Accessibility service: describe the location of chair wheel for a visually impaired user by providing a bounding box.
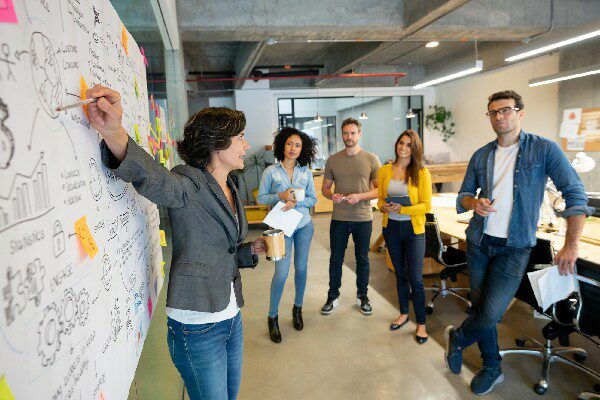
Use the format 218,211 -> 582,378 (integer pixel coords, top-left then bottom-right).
515,338 -> 526,347
573,352 -> 587,363
425,306 -> 434,315
465,306 -> 472,314
533,383 -> 547,395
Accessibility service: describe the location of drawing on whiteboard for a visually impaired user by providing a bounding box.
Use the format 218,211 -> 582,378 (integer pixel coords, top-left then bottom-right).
88,158 -> 103,201
52,220 -> 66,258
0,152 -> 54,233
101,254 -> 114,291
93,6 -> 101,25
110,298 -> 121,342
20,258 -> 46,307
30,32 -> 62,118
36,287 -> 90,366
105,169 -> 126,201
0,98 -> 15,168
0,43 -> 16,81
3,267 -> 26,326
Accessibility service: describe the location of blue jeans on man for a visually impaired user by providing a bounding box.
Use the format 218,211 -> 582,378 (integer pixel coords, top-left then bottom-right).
167,312 -> 243,400
328,219 -> 372,299
454,235 -> 532,368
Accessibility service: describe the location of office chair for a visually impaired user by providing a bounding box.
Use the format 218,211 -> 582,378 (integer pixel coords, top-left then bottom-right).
500,240 -> 600,396
574,259 -> 600,400
423,213 -> 471,314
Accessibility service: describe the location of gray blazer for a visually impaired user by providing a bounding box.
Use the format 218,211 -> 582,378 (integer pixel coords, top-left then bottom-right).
101,136 -> 258,313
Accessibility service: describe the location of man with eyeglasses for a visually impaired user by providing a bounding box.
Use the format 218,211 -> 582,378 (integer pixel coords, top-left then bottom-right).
444,90 -> 594,395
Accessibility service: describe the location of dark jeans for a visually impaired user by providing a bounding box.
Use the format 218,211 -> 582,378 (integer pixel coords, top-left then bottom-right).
328,219 -> 372,299
167,312 -> 243,400
454,234 -> 532,368
382,220 -> 426,324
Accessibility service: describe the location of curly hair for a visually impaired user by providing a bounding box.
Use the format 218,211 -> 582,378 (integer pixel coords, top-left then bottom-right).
176,107 -> 246,168
273,126 -> 317,167
488,90 -> 524,110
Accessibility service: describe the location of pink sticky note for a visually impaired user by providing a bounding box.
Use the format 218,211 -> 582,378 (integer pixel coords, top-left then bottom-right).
147,297 -> 153,318
0,0 -> 18,23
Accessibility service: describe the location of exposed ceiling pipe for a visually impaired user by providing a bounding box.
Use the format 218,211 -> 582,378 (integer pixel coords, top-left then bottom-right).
148,72 -> 406,84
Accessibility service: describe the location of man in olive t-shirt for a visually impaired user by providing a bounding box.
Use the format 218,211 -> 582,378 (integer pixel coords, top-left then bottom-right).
321,117 -> 381,316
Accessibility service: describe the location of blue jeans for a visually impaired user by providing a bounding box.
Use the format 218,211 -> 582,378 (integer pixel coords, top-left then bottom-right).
328,219 -> 373,299
269,222 -> 314,318
382,220 -> 426,324
454,235 -> 532,368
167,312 -> 243,400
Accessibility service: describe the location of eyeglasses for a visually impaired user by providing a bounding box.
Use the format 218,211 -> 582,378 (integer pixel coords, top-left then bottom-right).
486,106 -> 520,118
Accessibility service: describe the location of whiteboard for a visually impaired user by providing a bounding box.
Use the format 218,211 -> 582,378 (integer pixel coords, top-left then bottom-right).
0,1 -> 164,399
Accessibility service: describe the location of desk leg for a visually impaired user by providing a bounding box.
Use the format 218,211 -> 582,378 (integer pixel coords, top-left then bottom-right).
371,233 -> 385,253
434,183 -> 443,193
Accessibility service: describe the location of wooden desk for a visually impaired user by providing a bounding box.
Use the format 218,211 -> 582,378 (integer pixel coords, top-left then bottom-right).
426,162 -> 469,184
431,194 -> 600,263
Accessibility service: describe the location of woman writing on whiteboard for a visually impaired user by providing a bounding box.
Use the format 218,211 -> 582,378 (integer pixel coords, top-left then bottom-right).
86,84 -> 266,400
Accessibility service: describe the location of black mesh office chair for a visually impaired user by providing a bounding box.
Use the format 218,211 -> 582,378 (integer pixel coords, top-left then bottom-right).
423,213 -> 471,314
574,259 -> 600,400
500,240 -> 600,396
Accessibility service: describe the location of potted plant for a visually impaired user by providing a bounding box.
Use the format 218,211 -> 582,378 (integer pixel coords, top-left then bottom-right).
243,151 -> 267,204
425,105 -> 456,142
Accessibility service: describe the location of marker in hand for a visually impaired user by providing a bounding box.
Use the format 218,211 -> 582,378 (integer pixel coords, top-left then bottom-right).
56,97 -> 98,112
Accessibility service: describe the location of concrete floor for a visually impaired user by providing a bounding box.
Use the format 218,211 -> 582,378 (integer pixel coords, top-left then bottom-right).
129,212 -> 600,400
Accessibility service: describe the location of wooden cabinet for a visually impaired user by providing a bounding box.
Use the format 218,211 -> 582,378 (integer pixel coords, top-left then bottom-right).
312,174 -> 333,213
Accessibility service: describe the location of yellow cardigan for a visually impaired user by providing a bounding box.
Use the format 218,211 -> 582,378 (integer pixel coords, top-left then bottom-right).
377,164 -> 432,234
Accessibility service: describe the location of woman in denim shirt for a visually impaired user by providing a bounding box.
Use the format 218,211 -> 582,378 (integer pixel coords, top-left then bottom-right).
258,127 -> 317,343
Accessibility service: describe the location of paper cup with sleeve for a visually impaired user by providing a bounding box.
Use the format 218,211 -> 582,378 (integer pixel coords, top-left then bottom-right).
263,229 -> 286,261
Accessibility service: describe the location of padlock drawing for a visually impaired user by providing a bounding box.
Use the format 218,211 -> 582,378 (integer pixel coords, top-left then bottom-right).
53,220 -> 65,258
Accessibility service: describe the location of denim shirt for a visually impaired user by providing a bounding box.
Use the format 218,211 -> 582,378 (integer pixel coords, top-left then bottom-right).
257,163 -> 317,230
457,131 -> 594,248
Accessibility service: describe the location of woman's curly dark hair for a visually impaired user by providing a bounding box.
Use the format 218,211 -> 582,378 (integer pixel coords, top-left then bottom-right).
176,107 -> 246,168
273,127 -> 317,167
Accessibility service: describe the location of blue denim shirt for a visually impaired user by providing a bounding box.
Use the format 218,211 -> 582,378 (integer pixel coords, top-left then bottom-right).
457,131 -> 594,248
257,163 -> 317,230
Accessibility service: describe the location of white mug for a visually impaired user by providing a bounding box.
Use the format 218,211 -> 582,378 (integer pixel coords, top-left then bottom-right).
292,188 -> 305,202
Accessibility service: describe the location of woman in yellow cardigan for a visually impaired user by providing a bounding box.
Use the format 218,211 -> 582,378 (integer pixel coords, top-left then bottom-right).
378,130 -> 432,344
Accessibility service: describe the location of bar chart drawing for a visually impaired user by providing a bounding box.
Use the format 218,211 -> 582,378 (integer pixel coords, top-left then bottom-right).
0,152 -> 53,233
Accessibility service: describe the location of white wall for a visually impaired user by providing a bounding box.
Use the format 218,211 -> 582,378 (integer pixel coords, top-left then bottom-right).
430,54 -> 560,163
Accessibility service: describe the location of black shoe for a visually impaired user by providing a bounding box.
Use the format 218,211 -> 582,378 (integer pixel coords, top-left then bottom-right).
415,334 -> 429,344
389,316 -> 409,331
356,295 -> 372,315
444,325 -> 463,374
321,297 -> 339,315
292,305 -> 303,331
267,316 -> 282,343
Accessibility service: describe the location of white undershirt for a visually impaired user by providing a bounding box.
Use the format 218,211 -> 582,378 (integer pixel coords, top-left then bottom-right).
484,142 -> 519,238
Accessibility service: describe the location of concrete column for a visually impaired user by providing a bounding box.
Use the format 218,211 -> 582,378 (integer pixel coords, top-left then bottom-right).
164,45 -> 189,141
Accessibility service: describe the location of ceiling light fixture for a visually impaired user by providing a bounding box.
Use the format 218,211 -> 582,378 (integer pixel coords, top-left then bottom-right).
359,77 -> 368,120
528,63 -> 600,87
505,28 -> 600,62
405,62 -> 416,119
413,60 -> 483,89
405,108 -> 416,118
425,41 -> 439,48
314,87 -> 323,122
359,110 -> 369,120
265,37 -> 277,45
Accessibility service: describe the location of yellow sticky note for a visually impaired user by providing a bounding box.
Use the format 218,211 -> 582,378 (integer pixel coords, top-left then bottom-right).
75,216 -> 99,259
134,76 -> 139,98
155,117 -> 161,133
80,75 -> 90,122
0,375 -> 15,400
159,150 -> 166,165
134,124 -> 141,144
159,230 -> 167,247
121,24 -> 129,55
161,261 -> 166,278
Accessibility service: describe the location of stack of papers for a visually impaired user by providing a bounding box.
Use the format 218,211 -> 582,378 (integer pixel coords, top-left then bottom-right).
527,265 -> 576,310
263,202 -> 303,237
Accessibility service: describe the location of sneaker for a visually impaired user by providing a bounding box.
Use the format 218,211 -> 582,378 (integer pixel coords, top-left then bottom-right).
470,367 -> 504,395
444,325 -> 463,374
321,297 -> 339,315
356,296 -> 372,315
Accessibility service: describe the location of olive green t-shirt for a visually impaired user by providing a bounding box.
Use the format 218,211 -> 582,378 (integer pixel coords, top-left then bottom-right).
324,149 -> 381,221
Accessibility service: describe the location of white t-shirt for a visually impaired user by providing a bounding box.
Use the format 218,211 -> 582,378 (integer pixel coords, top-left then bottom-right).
484,142 -> 519,238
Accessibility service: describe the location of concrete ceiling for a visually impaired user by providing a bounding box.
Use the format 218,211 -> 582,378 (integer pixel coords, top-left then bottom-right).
111,0 -> 600,93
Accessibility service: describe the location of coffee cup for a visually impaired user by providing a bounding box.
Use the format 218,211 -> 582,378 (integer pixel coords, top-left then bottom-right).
292,188 -> 305,202
263,229 -> 286,261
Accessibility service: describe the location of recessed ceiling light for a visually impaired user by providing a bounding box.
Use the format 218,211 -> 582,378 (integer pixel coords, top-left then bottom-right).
426,41 -> 439,48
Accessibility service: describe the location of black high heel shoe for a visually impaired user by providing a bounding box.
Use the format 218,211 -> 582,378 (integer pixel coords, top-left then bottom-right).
292,305 -> 303,331
268,316 -> 282,343
415,332 -> 428,344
